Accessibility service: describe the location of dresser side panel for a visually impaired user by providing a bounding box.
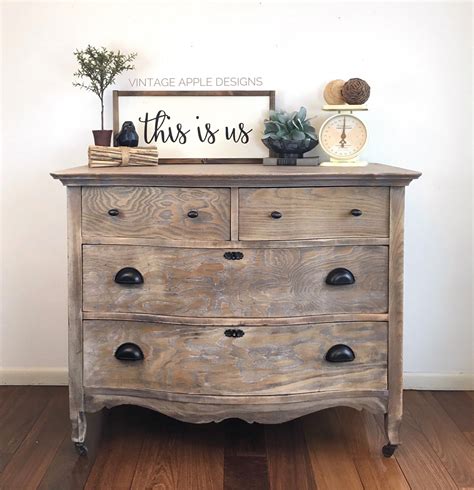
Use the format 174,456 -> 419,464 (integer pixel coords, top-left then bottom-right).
67,186 -> 85,441
387,186 -> 405,445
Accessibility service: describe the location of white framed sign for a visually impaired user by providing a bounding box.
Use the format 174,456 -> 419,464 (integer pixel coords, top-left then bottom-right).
113,90 -> 275,163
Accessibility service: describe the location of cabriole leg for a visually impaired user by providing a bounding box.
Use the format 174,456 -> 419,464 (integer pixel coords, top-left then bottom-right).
382,412 -> 401,457
72,411 -> 88,455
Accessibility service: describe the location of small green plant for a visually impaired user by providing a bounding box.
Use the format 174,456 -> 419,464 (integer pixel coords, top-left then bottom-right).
263,107 -> 318,141
263,107 -> 317,142
73,45 -> 137,129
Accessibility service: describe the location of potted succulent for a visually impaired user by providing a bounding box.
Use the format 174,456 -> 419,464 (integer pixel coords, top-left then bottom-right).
73,45 -> 137,146
262,107 -> 318,158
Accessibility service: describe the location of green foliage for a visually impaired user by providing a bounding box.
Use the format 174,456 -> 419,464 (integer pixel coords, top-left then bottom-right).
73,45 -> 137,129
263,107 -> 317,142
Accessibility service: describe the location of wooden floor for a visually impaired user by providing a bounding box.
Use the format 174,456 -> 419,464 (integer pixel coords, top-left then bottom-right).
0,387 -> 472,489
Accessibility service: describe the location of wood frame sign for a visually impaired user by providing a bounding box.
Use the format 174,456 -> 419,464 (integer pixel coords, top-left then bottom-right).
113,90 -> 275,163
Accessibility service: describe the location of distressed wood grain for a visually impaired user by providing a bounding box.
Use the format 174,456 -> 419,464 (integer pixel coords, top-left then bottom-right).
386,187 -> 404,446
51,162 -> 422,188
83,245 -> 388,317
82,311 -> 389,326
84,393 -> 387,424
82,186 -> 230,240
239,187 -> 389,240
67,187 -> 86,445
83,320 -> 387,395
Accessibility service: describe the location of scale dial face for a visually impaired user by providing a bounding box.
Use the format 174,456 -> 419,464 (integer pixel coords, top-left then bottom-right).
319,114 -> 367,160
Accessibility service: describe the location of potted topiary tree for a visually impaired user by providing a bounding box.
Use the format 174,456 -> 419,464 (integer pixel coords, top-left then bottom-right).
73,45 -> 137,146
262,107 -> 318,159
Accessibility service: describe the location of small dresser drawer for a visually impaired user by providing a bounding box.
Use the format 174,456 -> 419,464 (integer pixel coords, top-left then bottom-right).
82,186 -> 230,240
83,244 -> 388,317
239,187 -> 389,240
83,320 -> 388,395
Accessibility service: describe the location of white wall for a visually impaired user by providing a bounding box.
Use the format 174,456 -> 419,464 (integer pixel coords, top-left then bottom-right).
0,1 -> 472,388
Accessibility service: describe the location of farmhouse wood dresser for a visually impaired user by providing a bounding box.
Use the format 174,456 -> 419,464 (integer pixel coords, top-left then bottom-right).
51,163 -> 420,457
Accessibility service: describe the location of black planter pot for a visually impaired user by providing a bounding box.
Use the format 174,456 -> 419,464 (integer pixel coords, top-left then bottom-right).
262,138 -> 318,158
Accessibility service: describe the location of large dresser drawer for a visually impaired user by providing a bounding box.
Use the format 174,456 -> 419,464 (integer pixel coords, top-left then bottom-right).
239,187 -> 389,240
82,186 -> 231,240
82,245 -> 388,317
83,320 -> 388,395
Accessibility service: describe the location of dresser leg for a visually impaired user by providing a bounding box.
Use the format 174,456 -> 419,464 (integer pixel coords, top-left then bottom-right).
383,412 -> 401,457
384,411 -> 401,444
71,411 -> 88,455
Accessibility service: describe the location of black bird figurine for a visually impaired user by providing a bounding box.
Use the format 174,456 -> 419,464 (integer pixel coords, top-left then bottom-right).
115,121 -> 139,147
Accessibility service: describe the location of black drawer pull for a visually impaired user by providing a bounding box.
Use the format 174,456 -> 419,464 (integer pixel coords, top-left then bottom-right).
187,210 -> 199,219
224,251 -> 244,260
350,209 -> 362,217
225,329 -> 245,338
114,267 -> 144,285
270,211 -> 282,219
326,268 -> 355,286
325,344 -> 355,363
115,343 -> 144,361
108,208 -> 120,216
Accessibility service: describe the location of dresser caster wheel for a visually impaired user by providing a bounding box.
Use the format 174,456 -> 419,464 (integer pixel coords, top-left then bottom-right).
382,444 -> 398,458
75,442 -> 88,456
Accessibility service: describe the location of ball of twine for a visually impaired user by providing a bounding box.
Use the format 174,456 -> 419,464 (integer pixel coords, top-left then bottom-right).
341,78 -> 370,104
323,79 -> 346,105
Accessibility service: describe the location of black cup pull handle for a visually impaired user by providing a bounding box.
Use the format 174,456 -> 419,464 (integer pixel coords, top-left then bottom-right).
114,267 -> 144,285
326,268 -> 355,286
187,210 -> 199,219
325,344 -> 355,363
350,209 -> 362,217
225,329 -> 245,338
115,343 -> 144,361
270,211 -> 282,219
108,208 -> 120,216
224,251 -> 244,260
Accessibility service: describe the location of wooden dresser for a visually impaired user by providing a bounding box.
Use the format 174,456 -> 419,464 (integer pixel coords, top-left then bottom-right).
51,163 -> 420,457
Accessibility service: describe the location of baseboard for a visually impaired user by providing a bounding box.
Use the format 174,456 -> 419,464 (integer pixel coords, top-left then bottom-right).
403,372 -> 474,390
1,368 -> 473,390
0,368 -> 68,385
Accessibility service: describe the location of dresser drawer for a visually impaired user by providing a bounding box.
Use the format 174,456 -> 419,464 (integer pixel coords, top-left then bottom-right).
239,187 -> 389,240
83,245 -> 388,317
83,320 -> 388,395
82,187 -> 230,240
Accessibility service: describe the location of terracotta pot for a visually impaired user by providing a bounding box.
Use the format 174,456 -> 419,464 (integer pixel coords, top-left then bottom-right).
92,130 -> 113,147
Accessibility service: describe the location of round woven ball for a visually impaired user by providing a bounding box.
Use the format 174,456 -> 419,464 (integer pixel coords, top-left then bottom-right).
341,78 -> 370,104
323,79 -> 346,105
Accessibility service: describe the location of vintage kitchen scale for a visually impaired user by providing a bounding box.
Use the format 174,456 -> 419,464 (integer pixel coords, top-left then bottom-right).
319,104 -> 368,166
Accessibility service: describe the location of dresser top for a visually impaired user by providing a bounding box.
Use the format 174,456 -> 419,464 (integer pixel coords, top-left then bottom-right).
51,162 -> 421,187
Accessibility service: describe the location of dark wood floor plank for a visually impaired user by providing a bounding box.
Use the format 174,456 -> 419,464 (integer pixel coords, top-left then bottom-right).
0,386 -> 55,472
1,388 -> 473,490
37,408 -> 106,490
433,391 -> 474,445
336,407 -> 410,489
0,387 -> 16,411
131,413 -> 224,490
224,455 -> 269,490
0,387 -> 69,490
265,419 -> 316,490
405,390 -> 474,487
85,405 -> 146,490
302,409 -> 363,490
224,419 -> 266,457
395,403 -> 458,489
